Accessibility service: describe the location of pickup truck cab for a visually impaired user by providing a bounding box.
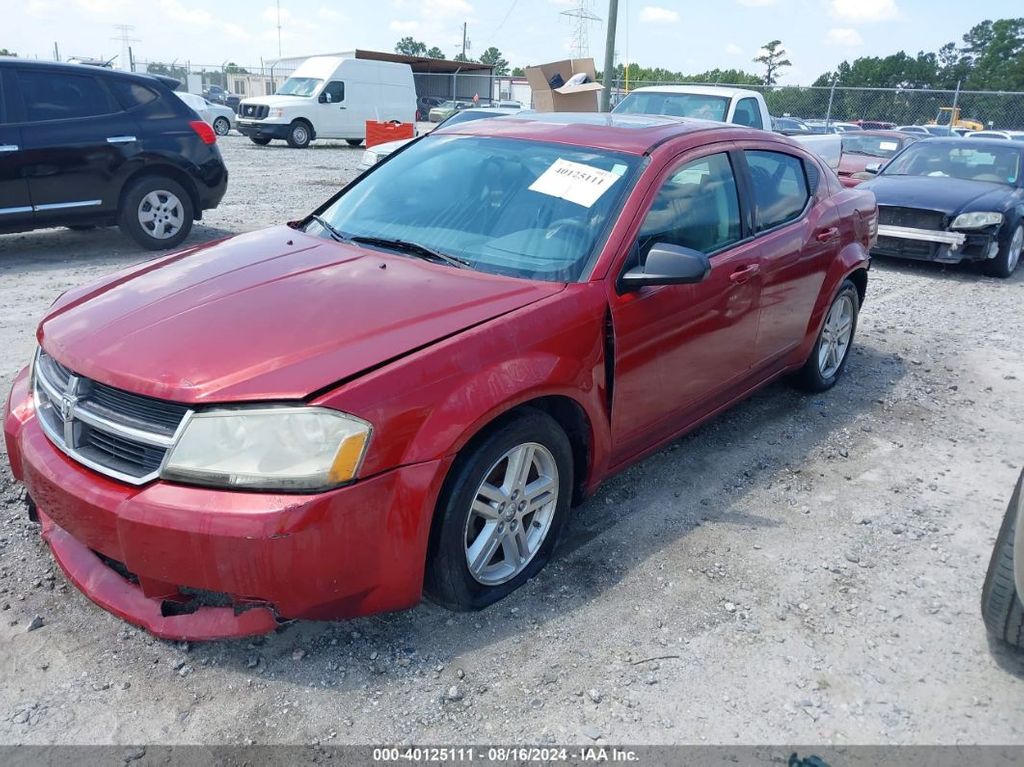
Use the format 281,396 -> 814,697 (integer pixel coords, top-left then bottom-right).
236,55 -> 416,148
614,85 -> 841,171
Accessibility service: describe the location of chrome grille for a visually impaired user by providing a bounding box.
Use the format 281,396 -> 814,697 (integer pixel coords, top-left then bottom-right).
241,103 -> 268,119
32,350 -> 190,485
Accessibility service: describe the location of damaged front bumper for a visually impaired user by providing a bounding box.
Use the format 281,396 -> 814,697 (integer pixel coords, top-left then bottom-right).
873,224 -> 998,264
4,366 -> 446,640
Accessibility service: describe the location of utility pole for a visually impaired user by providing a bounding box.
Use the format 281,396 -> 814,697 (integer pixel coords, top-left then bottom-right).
53,42 -> 60,62
461,22 -> 468,60
276,0 -> 282,58
600,0 -> 618,112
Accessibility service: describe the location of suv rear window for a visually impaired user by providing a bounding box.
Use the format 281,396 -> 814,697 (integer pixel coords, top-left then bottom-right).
17,70 -> 118,122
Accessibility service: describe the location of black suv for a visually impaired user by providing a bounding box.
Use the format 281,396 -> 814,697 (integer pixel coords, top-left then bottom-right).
0,59 -> 228,250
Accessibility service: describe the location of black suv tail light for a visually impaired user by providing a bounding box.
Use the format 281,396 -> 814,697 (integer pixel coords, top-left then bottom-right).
189,120 -> 216,145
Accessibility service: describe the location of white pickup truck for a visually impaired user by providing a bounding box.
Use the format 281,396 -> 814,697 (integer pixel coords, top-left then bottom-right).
613,85 -> 841,170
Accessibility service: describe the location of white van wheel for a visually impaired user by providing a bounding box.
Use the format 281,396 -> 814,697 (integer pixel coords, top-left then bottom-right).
286,121 -> 312,148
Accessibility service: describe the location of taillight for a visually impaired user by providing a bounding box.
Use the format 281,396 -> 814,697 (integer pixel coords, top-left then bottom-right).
189,120 -> 216,145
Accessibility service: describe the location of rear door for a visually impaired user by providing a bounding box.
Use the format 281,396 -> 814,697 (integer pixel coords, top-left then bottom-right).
737,146 -> 838,367
0,68 -> 32,227
13,67 -> 139,226
608,147 -> 762,463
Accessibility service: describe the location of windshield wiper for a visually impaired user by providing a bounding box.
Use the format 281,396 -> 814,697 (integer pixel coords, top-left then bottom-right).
349,235 -> 471,269
308,214 -> 349,243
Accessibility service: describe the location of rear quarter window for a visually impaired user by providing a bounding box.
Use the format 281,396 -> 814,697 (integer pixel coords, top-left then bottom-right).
109,80 -> 159,111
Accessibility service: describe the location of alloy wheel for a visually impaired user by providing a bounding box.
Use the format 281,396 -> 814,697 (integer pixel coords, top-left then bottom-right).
463,442 -> 559,586
1009,225 -> 1023,274
137,190 -> 184,240
818,293 -> 854,379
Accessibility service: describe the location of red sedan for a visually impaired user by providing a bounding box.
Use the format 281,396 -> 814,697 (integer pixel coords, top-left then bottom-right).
838,130 -> 920,187
4,115 -> 877,639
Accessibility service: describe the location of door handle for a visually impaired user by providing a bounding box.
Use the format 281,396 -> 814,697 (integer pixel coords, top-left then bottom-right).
106,135 -> 137,144
815,227 -> 839,243
0,144 -> 18,152
729,264 -> 760,283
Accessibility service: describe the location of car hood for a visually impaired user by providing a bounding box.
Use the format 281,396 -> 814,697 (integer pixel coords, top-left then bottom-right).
860,175 -> 1016,215
40,226 -> 565,404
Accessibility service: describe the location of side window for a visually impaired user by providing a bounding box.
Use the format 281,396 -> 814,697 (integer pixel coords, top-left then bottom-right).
108,80 -> 158,111
734,98 -> 763,129
322,81 -> 345,103
745,150 -> 810,231
638,152 -> 742,258
16,70 -> 117,122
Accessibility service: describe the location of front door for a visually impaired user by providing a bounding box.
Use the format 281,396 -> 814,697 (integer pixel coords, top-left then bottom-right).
13,67 -> 137,226
608,149 -> 762,464
317,80 -> 353,138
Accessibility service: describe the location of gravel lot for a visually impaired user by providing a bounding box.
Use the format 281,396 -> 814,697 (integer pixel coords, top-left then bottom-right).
0,134 -> 1022,745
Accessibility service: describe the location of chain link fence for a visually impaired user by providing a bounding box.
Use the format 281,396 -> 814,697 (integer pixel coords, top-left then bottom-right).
134,60 -> 1023,130
612,80 -> 1024,131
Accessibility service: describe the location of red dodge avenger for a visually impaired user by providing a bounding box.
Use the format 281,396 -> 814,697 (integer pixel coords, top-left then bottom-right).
4,114 -> 876,639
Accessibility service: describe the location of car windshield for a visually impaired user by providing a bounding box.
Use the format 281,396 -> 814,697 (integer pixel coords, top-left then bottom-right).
882,143 -> 1022,185
842,134 -> 905,158
276,77 -> 323,97
309,135 -> 641,282
438,110 -> 510,128
613,92 -> 729,122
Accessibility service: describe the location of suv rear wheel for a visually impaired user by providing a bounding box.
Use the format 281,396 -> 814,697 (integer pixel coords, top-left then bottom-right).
119,176 -> 194,250
250,136 -> 271,146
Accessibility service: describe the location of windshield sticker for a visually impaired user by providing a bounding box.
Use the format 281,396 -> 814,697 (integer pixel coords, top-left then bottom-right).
529,159 -> 622,208
879,141 -> 898,151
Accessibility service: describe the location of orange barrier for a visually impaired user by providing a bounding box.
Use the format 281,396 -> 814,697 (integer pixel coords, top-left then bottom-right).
365,121 -> 415,148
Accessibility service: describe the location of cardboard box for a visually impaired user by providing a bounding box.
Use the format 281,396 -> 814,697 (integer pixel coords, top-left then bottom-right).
524,58 -> 603,113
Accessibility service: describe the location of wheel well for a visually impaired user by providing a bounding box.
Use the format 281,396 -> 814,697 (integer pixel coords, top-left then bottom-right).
118,165 -> 201,221
291,118 -> 315,140
848,267 -> 868,306
465,397 -> 592,507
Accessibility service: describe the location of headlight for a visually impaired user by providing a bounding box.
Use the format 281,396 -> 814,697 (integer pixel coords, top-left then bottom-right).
267,108 -> 283,119
160,406 -> 372,492
952,211 -> 1003,229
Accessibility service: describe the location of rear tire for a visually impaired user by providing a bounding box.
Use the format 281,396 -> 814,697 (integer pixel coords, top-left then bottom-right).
286,120 -> 312,148
346,138 -> 363,147
118,176 -> 193,251
982,472 -> 1024,649
250,136 -> 272,146
791,279 -> 860,392
424,410 -> 573,611
212,117 -> 231,136
983,223 -> 1023,279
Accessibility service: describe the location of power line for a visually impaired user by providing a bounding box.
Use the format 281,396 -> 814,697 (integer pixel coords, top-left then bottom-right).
482,0 -> 518,50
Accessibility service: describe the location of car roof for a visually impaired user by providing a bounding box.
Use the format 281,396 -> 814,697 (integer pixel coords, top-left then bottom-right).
0,57 -> 177,89
916,136 -> 1023,149
434,112 -> 761,154
847,129 -> 916,138
626,85 -> 761,99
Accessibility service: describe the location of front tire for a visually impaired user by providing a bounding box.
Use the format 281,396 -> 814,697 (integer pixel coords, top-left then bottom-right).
118,176 -> 194,251
791,279 -> 860,392
286,120 -> 312,148
982,471 -> 1024,649
346,138 -> 363,147
424,410 -> 574,611
984,223 -> 1023,279
213,117 -> 231,136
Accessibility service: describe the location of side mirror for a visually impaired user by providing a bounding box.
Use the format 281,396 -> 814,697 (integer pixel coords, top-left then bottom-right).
618,243 -> 710,292
320,92 -> 332,103
864,161 -> 883,174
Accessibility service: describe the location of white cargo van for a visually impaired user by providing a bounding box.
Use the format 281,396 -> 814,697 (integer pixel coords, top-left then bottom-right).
236,55 -> 415,148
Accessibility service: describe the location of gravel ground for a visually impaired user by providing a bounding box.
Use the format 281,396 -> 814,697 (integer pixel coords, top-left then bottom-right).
0,134 -> 1022,745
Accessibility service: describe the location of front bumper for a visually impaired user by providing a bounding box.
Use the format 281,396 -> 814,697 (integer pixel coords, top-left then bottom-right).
236,120 -> 292,140
872,224 -> 997,264
4,367 -> 445,640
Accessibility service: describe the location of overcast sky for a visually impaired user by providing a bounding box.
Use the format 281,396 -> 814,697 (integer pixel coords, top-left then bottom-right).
5,0 -> 1018,84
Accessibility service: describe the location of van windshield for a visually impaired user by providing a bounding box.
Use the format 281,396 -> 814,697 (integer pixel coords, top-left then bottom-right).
277,77 -> 323,97
613,92 -> 729,121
